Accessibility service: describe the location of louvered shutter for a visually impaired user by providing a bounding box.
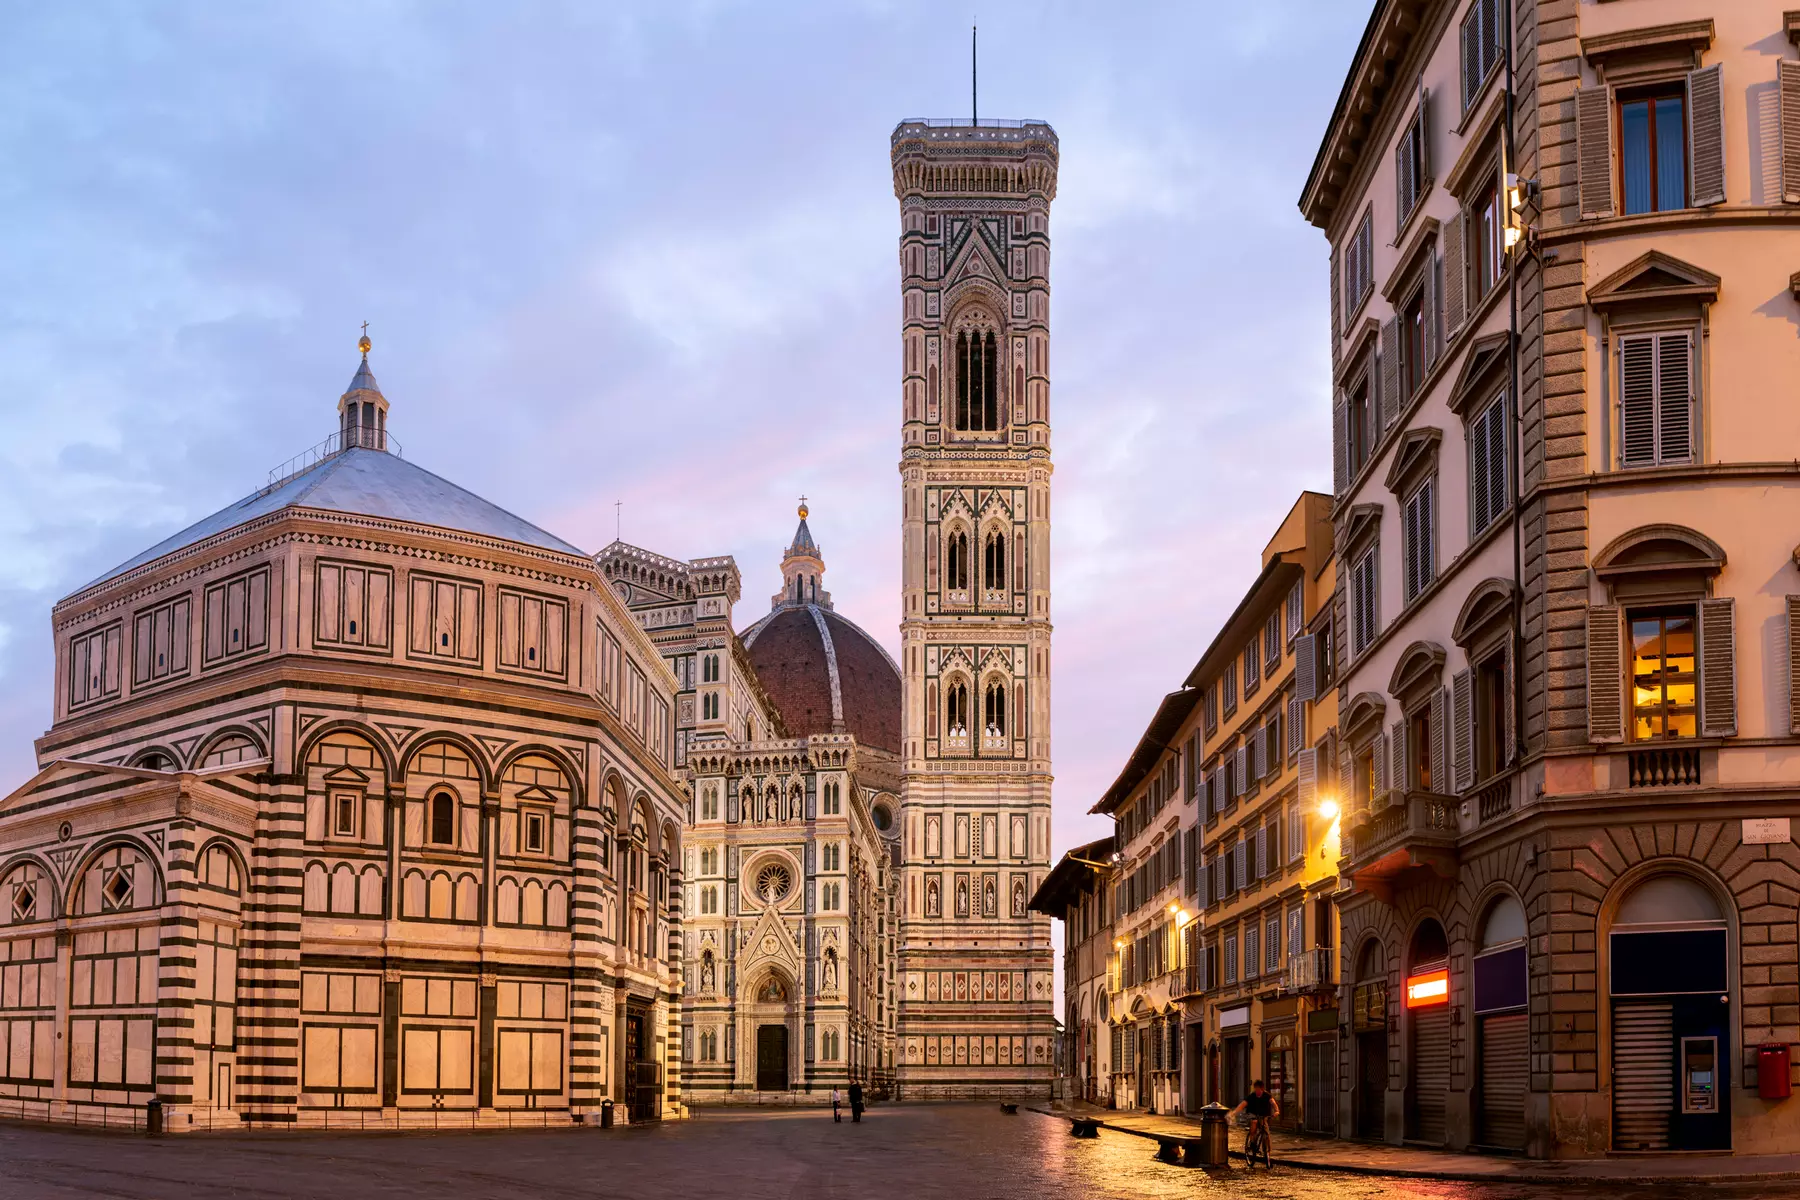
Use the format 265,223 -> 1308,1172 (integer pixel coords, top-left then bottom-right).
1424,248 -> 1441,370
1576,85 -> 1615,218
1297,748 -> 1316,809
1781,61 -> 1800,204
1288,697 -> 1304,755
1657,331 -> 1693,464
1380,317 -> 1402,426
1371,731 -> 1389,802
1395,123 -> 1415,229
1451,668 -> 1474,792
1418,86 -> 1432,185
1443,213 -> 1466,336
1390,719 -> 1407,795
1252,729 -> 1266,781
1619,335 -> 1657,467
1502,640 -> 1517,765
1460,8 -> 1479,110
1587,606 -> 1625,744
1235,841 -> 1247,891
1789,597 -> 1800,734
1700,597 -> 1737,737
1339,743 -> 1353,811
1430,686 -> 1448,794
1254,826 -> 1266,879
1235,745 -> 1249,795
1687,64 -> 1725,207
1329,244 -> 1342,346
1294,634 -> 1317,701
1333,390 -> 1348,494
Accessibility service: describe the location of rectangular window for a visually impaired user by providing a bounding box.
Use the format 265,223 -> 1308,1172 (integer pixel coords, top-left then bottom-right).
1244,925 -> 1260,979
1630,608 -> 1697,741
1341,208 -> 1374,319
1224,935 -> 1239,985
1243,643 -> 1260,696
1476,652 -> 1507,781
1620,86 -> 1687,215
1395,99 -> 1429,230
1403,478 -> 1436,604
1409,706 -> 1433,792
1285,581 -> 1303,644
1472,178 -> 1502,300
1469,394 -> 1509,535
1264,613 -> 1282,672
1350,546 -> 1380,656
1401,285 -> 1427,400
1347,376 -> 1374,477
523,810 -> 548,855
1618,330 -> 1694,468
332,791 -> 359,839
1222,662 -> 1237,715
1460,0 -> 1503,112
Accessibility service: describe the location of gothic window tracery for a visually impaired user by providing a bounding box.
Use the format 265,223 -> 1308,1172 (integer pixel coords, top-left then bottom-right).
946,530 -> 970,592
945,681 -> 970,740
983,530 -> 1006,592
983,681 -> 1007,739
955,330 -> 999,431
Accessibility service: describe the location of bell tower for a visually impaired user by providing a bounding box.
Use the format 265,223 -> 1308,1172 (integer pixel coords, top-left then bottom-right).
891,117 -> 1057,1098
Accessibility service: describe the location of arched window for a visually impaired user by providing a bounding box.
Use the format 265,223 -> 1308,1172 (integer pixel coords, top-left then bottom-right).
955,330 -> 999,431
946,531 -> 969,591
946,682 -> 969,736
984,683 -> 1006,737
429,792 -> 456,846
983,531 -> 1006,591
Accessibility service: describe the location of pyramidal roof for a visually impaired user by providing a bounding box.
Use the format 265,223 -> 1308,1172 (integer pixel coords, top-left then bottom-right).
81,448 -> 588,592
77,343 -> 587,594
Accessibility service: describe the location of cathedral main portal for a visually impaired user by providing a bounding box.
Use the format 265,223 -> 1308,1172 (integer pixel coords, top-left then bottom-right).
756,1026 -> 789,1092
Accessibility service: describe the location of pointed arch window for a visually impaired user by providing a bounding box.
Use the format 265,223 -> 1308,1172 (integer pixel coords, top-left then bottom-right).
984,682 -> 1006,737
946,531 -> 970,592
955,330 -> 999,431
983,531 -> 1006,592
946,681 -> 970,737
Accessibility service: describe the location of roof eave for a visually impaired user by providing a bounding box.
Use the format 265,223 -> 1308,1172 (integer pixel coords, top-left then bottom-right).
1298,0 -> 1427,231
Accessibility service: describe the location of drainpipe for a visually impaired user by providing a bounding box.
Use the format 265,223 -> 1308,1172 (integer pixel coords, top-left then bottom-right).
1505,0 -> 1528,775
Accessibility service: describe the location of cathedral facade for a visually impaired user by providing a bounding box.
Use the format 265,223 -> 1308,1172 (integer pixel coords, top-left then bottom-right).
597,508 -> 901,1104
891,119 -> 1060,1097
0,346 -> 690,1131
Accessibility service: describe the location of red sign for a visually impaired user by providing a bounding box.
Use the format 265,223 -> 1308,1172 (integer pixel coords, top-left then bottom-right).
1405,968 -> 1449,1008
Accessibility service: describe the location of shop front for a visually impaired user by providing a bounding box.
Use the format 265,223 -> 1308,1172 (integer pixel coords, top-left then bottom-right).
1403,920 -> 1451,1145
1472,894 -> 1528,1150
1350,941 -> 1388,1140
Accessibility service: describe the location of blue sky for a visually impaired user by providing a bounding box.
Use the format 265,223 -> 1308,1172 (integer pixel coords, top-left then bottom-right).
0,0 -> 1365,856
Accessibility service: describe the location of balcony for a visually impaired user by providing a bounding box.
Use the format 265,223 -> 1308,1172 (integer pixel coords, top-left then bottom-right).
1469,769 -> 1518,827
1627,745 -> 1701,788
1287,947 -> 1338,993
1346,791 -> 1460,903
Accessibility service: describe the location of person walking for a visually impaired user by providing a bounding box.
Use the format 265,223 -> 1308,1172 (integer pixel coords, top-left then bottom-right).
831,1087 -> 842,1122
848,1082 -> 864,1123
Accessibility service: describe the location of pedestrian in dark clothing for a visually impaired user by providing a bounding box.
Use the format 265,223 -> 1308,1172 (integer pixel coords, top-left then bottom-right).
848,1082 -> 864,1123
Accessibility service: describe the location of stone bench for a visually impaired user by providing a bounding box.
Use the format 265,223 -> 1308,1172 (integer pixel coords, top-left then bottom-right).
1067,1117 -> 1101,1138
1151,1134 -> 1208,1166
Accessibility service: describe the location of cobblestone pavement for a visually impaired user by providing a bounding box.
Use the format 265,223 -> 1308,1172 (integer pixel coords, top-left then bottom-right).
1,1105 -> 1796,1200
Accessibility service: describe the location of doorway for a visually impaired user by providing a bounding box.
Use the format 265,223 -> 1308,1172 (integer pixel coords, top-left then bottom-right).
1223,1035 -> 1250,1104
757,1025 -> 789,1092
625,1003 -> 659,1121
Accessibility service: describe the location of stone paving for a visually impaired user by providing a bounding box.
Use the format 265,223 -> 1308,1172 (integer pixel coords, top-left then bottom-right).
2,1104 -> 1798,1199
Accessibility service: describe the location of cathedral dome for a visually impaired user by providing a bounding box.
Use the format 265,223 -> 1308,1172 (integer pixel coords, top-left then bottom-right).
739,501 -> 900,755
741,604 -> 901,755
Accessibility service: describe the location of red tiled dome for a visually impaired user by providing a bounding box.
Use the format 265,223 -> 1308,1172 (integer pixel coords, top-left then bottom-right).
742,605 -> 900,755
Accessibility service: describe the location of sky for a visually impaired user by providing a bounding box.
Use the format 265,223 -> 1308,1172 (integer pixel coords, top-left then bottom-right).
0,1 -> 1367,861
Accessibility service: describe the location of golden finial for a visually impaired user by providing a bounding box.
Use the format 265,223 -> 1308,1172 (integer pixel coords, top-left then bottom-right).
798,496 -> 809,520
358,321 -> 371,356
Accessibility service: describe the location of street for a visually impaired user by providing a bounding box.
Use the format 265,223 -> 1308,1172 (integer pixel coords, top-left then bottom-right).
0,1105 -> 1791,1200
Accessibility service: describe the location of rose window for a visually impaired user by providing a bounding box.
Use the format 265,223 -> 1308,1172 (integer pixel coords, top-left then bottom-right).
755,862 -> 793,904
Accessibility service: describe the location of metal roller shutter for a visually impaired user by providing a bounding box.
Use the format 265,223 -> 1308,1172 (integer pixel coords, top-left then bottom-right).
1477,1012 -> 1528,1149
1304,1038 -> 1337,1134
1408,1006 -> 1451,1143
1612,1001 -> 1674,1151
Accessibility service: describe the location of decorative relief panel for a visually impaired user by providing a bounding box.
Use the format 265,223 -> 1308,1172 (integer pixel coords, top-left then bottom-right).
203,564 -> 270,667
314,560 -> 392,654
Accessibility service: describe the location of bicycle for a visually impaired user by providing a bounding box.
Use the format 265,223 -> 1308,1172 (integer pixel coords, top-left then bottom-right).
1243,1116 -> 1273,1169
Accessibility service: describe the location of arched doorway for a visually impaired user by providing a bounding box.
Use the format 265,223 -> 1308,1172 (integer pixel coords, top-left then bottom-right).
1404,918 -> 1451,1144
752,972 -> 793,1093
1473,894 -> 1528,1149
1609,873 -> 1730,1151
1351,939 -> 1388,1140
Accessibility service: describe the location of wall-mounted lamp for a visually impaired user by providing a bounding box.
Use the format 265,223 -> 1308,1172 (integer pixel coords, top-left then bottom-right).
1317,797 -> 1341,820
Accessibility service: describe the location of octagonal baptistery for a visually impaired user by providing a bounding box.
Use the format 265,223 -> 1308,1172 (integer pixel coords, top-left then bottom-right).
0,344 -> 689,1132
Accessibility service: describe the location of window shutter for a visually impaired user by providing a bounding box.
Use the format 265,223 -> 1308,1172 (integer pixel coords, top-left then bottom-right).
1586,605 -> 1625,744
1333,390 -> 1349,495
1255,826 -> 1266,879
1252,729 -> 1266,781
1451,668 -> 1474,792
1297,747 -> 1316,809
1431,685 -> 1448,794
1577,85 -> 1615,219
1619,335 -> 1656,467
1687,64 -> 1725,207
1294,634 -> 1317,701
1390,718 -> 1407,796
1443,212 -> 1466,336
1380,316 -> 1402,426
1781,61 -> 1800,204
1235,745 -> 1249,794
1460,9 -> 1478,110
1235,842 -> 1247,891
1418,87 -> 1432,186
1371,731 -> 1389,802
1657,331 -> 1693,464
1502,639 -> 1517,765
1395,123 -> 1415,230
1790,597 -> 1800,735
1700,597 -> 1737,737
1329,244 -> 1343,346
1424,248 -> 1441,370
1288,697 -> 1304,756
1339,743 -> 1353,811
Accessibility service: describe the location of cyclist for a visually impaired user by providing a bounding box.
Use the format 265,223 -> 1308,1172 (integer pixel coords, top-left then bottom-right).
1230,1079 -> 1279,1166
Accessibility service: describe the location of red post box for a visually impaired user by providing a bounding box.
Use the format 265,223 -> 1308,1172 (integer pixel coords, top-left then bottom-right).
1758,1043 -> 1791,1100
